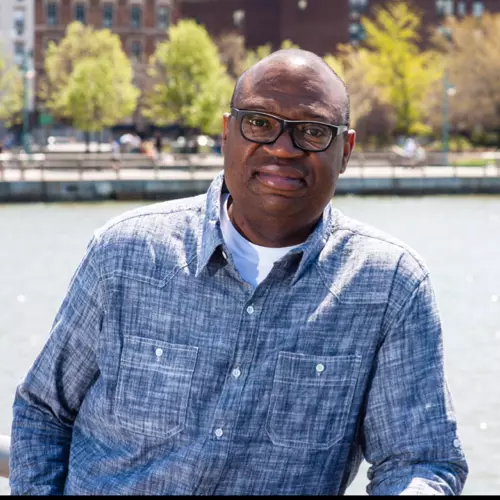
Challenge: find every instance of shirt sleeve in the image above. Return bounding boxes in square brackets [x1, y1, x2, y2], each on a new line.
[362, 274, 468, 495]
[9, 235, 104, 495]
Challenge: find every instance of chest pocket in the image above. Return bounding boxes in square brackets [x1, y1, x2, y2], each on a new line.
[115, 336, 198, 439]
[266, 352, 361, 450]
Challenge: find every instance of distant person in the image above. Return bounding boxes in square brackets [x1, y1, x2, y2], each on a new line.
[213, 135, 223, 155]
[9, 48, 468, 495]
[111, 137, 121, 174]
[3, 132, 14, 150]
[403, 136, 418, 167]
[154, 132, 163, 158]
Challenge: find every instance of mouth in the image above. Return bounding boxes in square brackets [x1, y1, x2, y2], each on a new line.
[253, 165, 306, 192]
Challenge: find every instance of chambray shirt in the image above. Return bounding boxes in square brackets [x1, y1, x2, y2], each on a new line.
[10, 172, 468, 495]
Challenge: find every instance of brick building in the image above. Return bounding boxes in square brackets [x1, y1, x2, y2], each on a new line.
[34, 0, 177, 73]
[178, 0, 500, 55]
[33, 0, 179, 130]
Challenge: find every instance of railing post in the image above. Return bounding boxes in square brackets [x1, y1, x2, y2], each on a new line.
[0, 434, 10, 479]
[0, 154, 5, 182]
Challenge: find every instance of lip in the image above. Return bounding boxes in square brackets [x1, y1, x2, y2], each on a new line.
[253, 165, 306, 192]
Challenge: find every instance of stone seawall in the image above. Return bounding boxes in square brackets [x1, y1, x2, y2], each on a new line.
[1, 176, 500, 202]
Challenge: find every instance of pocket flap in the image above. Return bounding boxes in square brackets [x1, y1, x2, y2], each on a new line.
[275, 352, 361, 383]
[121, 335, 198, 373]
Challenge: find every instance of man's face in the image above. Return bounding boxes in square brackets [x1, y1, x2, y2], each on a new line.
[222, 62, 355, 225]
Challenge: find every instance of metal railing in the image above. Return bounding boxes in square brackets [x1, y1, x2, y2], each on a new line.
[0, 151, 499, 183]
[0, 434, 9, 479]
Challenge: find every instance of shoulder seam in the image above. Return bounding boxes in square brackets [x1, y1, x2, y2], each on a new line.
[332, 225, 427, 274]
[96, 203, 203, 238]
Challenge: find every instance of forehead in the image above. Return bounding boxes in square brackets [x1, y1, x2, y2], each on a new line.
[235, 62, 345, 123]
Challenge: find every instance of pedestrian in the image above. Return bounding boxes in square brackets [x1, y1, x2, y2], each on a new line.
[9, 48, 468, 495]
[154, 131, 163, 157]
[110, 136, 121, 175]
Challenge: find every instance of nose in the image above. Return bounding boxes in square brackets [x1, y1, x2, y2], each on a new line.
[261, 127, 304, 158]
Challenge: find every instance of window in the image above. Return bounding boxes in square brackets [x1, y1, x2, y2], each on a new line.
[349, 0, 369, 13]
[349, 23, 366, 42]
[47, 2, 57, 26]
[157, 6, 169, 29]
[131, 41, 141, 62]
[438, 25, 453, 39]
[457, 1, 466, 16]
[13, 9, 25, 36]
[103, 5, 113, 27]
[75, 3, 86, 24]
[233, 9, 245, 28]
[14, 41, 25, 66]
[472, 1, 485, 17]
[436, 0, 454, 16]
[131, 6, 142, 29]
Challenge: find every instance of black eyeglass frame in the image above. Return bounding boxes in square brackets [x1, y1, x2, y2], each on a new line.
[230, 107, 349, 153]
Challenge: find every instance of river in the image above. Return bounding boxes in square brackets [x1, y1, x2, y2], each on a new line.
[0, 195, 499, 494]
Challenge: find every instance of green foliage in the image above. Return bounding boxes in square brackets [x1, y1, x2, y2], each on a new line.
[434, 13, 500, 136]
[42, 22, 139, 133]
[323, 53, 345, 81]
[241, 39, 300, 74]
[0, 46, 23, 126]
[143, 20, 233, 135]
[361, 1, 442, 136]
[426, 135, 474, 152]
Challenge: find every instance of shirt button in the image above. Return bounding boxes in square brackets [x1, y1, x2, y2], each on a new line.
[316, 363, 325, 373]
[222, 250, 228, 260]
[453, 438, 461, 448]
[155, 348, 163, 357]
[232, 368, 241, 379]
[246, 305, 255, 314]
[214, 428, 223, 438]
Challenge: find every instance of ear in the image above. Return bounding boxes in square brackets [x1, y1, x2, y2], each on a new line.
[221, 113, 230, 155]
[340, 129, 356, 173]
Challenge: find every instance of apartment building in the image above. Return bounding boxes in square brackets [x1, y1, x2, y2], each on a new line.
[178, 0, 500, 54]
[0, 0, 35, 119]
[34, 0, 177, 72]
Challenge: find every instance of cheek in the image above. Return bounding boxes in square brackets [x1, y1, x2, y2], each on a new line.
[224, 140, 258, 176]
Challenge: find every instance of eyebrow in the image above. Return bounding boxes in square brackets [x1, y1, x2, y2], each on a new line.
[235, 101, 336, 123]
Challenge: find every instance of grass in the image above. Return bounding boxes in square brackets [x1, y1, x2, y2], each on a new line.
[450, 159, 495, 167]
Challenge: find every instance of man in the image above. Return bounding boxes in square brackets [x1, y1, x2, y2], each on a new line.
[154, 131, 163, 157]
[10, 49, 468, 495]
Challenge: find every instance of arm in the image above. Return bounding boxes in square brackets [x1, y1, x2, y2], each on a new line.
[363, 274, 468, 495]
[10, 236, 104, 495]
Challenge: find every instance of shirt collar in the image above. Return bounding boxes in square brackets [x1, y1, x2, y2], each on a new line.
[195, 170, 336, 283]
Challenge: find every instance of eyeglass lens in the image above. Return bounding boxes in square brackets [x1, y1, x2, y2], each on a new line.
[240, 112, 333, 151]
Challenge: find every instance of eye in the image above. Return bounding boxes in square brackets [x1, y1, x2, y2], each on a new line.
[302, 125, 327, 137]
[246, 115, 272, 128]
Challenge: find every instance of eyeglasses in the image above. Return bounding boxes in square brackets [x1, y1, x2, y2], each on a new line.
[230, 108, 348, 153]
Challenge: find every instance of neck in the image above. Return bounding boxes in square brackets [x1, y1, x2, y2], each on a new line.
[227, 198, 319, 248]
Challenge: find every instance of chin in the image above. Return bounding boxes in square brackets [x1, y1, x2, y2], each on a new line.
[258, 193, 306, 217]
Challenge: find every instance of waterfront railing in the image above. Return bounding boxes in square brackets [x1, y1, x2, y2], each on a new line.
[1, 151, 499, 183]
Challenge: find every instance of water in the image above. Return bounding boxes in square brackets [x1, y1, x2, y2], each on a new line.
[0, 196, 499, 495]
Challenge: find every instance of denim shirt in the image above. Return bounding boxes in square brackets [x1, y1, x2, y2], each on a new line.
[10, 172, 468, 495]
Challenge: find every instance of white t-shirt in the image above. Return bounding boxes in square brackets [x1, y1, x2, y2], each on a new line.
[220, 194, 300, 287]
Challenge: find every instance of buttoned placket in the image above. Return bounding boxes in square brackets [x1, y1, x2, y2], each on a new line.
[196, 287, 268, 495]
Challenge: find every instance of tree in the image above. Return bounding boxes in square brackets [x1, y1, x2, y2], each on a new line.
[215, 32, 247, 79]
[42, 22, 139, 145]
[324, 47, 396, 147]
[143, 20, 234, 136]
[361, 1, 442, 136]
[240, 39, 300, 74]
[427, 13, 500, 145]
[0, 46, 23, 127]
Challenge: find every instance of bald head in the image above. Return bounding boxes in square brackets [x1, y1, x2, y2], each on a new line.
[230, 48, 350, 124]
